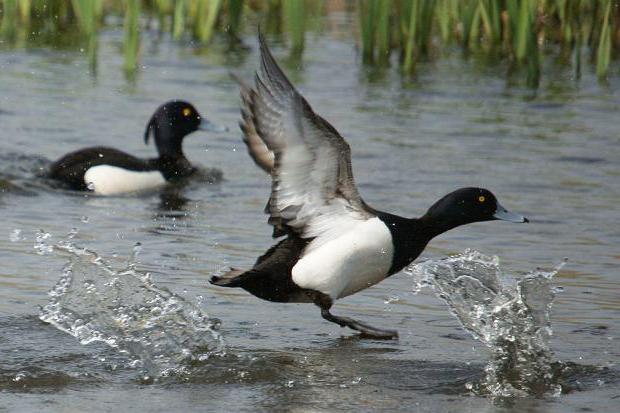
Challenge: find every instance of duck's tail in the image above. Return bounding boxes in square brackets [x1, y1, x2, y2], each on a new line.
[209, 268, 247, 287]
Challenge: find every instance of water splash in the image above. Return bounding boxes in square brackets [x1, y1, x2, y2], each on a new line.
[34, 230, 53, 255]
[39, 235, 225, 381]
[406, 250, 566, 397]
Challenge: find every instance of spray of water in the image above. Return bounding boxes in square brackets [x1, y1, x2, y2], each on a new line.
[406, 250, 566, 397]
[38, 232, 225, 381]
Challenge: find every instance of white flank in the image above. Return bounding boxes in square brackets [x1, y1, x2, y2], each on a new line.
[291, 217, 394, 300]
[84, 165, 166, 195]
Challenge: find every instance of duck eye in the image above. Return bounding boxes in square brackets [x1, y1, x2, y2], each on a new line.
[182, 108, 192, 117]
[478, 196, 486, 203]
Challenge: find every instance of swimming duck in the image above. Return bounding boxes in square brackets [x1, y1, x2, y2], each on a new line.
[47, 100, 226, 195]
[210, 34, 528, 339]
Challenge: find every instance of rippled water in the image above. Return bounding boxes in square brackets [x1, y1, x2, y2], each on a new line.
[1, 12, 619, 413]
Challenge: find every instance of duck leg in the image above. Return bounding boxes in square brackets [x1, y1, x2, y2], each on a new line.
[319, 307, 398, 340]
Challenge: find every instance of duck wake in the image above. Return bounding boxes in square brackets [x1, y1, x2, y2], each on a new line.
[38, 235, 224, 381]
[406, 250, 567, 397]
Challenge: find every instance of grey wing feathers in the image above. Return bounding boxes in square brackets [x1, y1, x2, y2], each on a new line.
[236, 32, 374, 240]
[232, 72, 275, 173]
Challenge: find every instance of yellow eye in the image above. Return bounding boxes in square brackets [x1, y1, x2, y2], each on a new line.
[478, 196, 486, 203]
[182, 108, 192, 117]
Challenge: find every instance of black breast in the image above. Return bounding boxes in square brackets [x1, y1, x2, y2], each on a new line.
[376, 212, 430, 276]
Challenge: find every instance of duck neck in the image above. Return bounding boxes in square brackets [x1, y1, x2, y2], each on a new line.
[150, 126, 194, 179]
[154, 132, 185, 159]
[417, 212, 464, 240]
[376, 212, 432, 275]
[155, 153, 194, 181]
[149, 117, 188, 159]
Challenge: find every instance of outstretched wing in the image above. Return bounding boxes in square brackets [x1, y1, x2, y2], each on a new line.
[237, 33, 375, 247]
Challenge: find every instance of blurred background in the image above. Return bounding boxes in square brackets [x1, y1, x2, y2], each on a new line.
[1, 0, 620, 86]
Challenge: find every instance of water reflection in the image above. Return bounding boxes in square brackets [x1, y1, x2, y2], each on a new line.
[157, 187, 190, 217]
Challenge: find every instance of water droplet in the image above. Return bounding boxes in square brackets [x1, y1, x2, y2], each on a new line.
[67, 228, 78, 239]
[80, 216, 89, 223]
[384, 295, 400, 304]
[86, 182, 95, 191]
[9, 229, 22, 242]
[284, 380, 295, 388]
[12, 372, 26, 382]
[34, 230, 53, 255]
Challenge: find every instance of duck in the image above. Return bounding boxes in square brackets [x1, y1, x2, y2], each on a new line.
[47, 100, 227, 195]
[210, 33, 528, 339]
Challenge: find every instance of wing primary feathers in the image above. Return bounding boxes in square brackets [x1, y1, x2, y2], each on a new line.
[230, 71, 275, 173]
[234, 33, 375, 246]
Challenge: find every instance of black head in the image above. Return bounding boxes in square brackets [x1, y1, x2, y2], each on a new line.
[144, 100, 226, 157]
[421, 187, 528, 238]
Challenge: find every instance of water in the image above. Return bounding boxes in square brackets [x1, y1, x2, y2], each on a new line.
[1, 12, 619, 413]
[408, 251, 566, 397]
[38, 238, 224, 381]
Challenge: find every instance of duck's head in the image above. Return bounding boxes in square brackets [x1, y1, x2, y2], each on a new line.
[421, 187, 528, 237]
[144, 100, 227, 157]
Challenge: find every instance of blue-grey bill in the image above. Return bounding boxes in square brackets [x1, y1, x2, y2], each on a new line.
[199, 119, 229, 133]
[494, 203, 529, 223]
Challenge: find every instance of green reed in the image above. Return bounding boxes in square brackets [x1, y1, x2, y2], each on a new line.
[1, 0, 619, 86]
[192, 0, 222, 43]
[71, 0, 101, 71]
[283, 0, 305, 57]
[227, 0, 244, 38]
[172, 0, 185, 40]
[597, 0, 612, 79]
[358, 0, 619, 84]
[123, 0, 140, 76]
[0, 0, 17, 41]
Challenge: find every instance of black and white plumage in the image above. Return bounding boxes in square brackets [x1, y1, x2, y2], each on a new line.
[47, 101, 226, 195]
[211, 34, 528, 339]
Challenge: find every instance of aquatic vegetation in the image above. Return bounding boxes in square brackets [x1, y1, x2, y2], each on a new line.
[191, 0, 222, 44]
[407, 250, 567, 397]
[123, 0, 140, 76]
[71, 0, 101, 70]
[0, 0, 17, 42]
[359, 0, 620, 85]
[1, 0, 618, 85]
[39, 235, 224, 381]
[282, 0, 306, 58]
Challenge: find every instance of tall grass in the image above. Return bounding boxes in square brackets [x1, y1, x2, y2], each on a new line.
[172, 0, 185, 40]
[0, 0, 17, 41]
[358, 0, 619, 84]
[71, 0, 101, 71]
[192, 0, 223, 43]
[1, 0, 619, 85]
[283, 0, 306, 57]
[124, 0, 140, 76]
